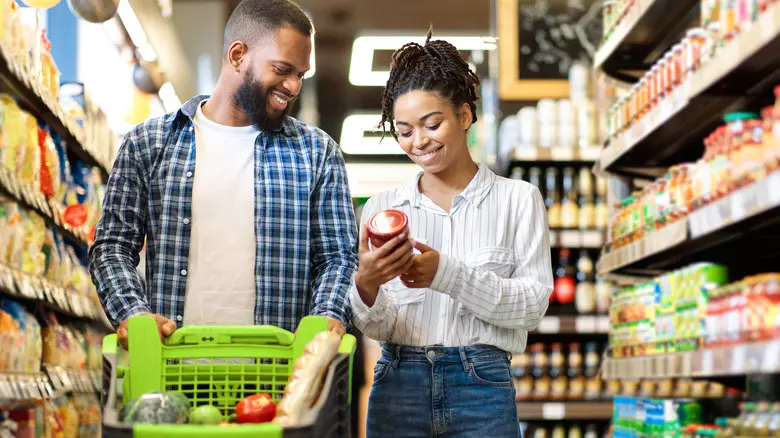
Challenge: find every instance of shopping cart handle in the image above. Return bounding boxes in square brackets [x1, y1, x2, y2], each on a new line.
[164, 325, 295, 346]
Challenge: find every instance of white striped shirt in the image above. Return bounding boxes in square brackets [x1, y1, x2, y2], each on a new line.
[350, 164, 554, 353]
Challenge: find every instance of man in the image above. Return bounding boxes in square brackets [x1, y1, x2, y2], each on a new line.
[89, 0, 357, 348]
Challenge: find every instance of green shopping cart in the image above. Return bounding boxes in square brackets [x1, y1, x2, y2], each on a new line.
[101, 315, 356, 438]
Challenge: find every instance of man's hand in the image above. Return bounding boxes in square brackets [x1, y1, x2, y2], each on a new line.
[400, 241, 440, 289]
[117, 313, 177, 350]
[324, 317, 346, 336]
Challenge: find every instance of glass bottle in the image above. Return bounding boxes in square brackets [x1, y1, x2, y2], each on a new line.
[546, 168, 562, 228]
[561, 167, 579, 228]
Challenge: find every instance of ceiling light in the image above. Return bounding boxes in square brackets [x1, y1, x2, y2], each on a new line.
[349, 35, 497, 86]
[339, 113, 404, 155]
[116, 0, 148, 48]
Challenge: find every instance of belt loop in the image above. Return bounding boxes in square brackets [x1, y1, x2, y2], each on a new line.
[394, 344, 402, 367]
[459, 347, 470, 372]
[507, 351, 513, 361]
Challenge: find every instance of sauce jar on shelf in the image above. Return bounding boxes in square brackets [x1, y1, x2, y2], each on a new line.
[671, 44, 684, 88]
[683, 28, 708, 74]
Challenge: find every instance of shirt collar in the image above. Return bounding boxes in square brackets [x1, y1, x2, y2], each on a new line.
[172, 94, 291, 136]
[392, 163, 497, 208]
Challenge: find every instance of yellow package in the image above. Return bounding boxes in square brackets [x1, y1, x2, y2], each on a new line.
[5, 202, 24, 269]
[21, 210, 46, 276]
[0, 95, 24, 172]
[19, 112, 40, 190]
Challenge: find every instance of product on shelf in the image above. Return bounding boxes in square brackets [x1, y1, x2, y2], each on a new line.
[0, 299, 41, 374]
[609, 263, 728, 358]
[705, 272, 780, 348]
[607, 86, 780, 251]
[513, 165, 608, 231]
[513, 342, 610, 402]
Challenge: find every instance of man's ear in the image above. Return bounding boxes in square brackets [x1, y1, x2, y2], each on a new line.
[226, 41, 248, 71]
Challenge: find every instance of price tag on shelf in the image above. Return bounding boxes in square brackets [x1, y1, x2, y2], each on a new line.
[0, 375, 12, 399]
[597, 316, 611, 333]
[575, 316, 597, 333]
[731, 345, 746, 374]
[542, 403, 566, 420]
[550, 148, 574, 161]
[761, 342, 779, 373]
[559, 230, 581, 248]
[700, 349, 713, 375]
[581, 231, 603, 248]
[538, 317, 560, 333]
[0, 265, 13, 292]
[30, 277, 43, 300]
[513, 148, 538, 161]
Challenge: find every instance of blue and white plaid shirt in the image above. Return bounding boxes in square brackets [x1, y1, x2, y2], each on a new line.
[89, 95, 358, 332]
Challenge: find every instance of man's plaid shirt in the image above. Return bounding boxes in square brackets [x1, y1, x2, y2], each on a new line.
[89, 95, 358, 332]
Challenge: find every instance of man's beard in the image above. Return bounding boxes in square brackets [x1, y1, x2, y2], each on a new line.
[233, 66, 291, 131]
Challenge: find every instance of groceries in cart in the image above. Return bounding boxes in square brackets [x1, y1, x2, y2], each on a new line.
[118, 328, 343, 428]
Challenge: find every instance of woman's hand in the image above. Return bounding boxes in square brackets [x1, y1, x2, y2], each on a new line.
[354, 224, 415, 306]
[400, 241, 440, 289]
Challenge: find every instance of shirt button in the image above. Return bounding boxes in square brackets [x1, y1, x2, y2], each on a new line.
[181, 269, 187, 276]
[186, 171, 193, 178]
[176, 315, 182, 322]
[183, 218, 190, 225]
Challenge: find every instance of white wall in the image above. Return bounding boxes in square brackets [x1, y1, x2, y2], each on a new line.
[171, 0, 225, 95]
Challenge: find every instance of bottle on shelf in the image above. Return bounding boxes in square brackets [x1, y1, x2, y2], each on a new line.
[595, 278, 612, 315]
[511, 167, 525, 181]
[529, 166, 542, 189]
[553, 248, 576, 307]
[578, 168, 596, 230]
[561, 167, 579, 228]
[552, 424, 566, 438]
[583, 342, 602, 400]
[584, 424, 599, 438]
[549, 343, 568, 401]
[531, 343, 550, 401]
[595, 176, 609, 230]
[513, 350, 534, 401]
[568, 424, 583, 438]
[545, 167, 562, 228]
[575, 249, 596, 314]
[568, 342, 585, 401]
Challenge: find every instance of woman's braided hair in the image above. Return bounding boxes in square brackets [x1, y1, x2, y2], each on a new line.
[379, 25, 480, 140]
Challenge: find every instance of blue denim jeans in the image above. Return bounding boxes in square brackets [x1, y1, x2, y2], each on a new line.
[366, 343, 520, 438]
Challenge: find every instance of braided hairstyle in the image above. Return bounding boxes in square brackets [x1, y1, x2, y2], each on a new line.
[379, 25, 480, 140]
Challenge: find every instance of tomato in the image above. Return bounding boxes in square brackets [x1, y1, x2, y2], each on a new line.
[235, 393, 277, 424]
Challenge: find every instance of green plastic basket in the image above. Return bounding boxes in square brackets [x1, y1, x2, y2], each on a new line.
[101, 315, 356, 438]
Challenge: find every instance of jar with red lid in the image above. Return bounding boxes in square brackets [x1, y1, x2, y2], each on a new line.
[672, 44, 684, 87]
[763, 273, 780, 340]
[741, 119, 764, 184]
[663, 52, 675, 95]
[728, 281, 747, 344]
[683, 28, 707, 74]
[648, 66, 659, 107]
[761, 105, 778, 171]
[657, 57, 668, 100]
[367, 209, 410, 249]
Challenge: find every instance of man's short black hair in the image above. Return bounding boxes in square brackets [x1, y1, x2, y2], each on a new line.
[223, 0, 313, 54]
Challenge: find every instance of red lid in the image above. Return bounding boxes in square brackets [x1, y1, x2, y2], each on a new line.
[774, 85, 780, 96]
[367, 210, 408, 236]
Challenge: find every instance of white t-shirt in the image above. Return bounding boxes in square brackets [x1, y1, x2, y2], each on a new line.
[182, 101, 258, 326]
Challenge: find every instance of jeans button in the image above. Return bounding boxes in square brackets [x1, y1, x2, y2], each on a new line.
[426, 350, 435, 360]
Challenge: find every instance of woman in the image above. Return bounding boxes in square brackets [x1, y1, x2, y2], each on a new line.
[350, 28, 554, 437]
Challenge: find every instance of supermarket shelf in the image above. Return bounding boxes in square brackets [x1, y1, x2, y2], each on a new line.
[549, 229, 605, 249]
[0, 45, 109, 178]
[597, 171, 780, 276]
[534, 315, 611, 335]
[602, 340, 780, 380]
[0, 263, 110, 329]
[600, 1, 780, 176]
[516, 402, 613, 420]
[0, 165, 90, 247]
[0, 368, 100, 400]
[511, 147, 601, 163]
[593, 0, 699, 79]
